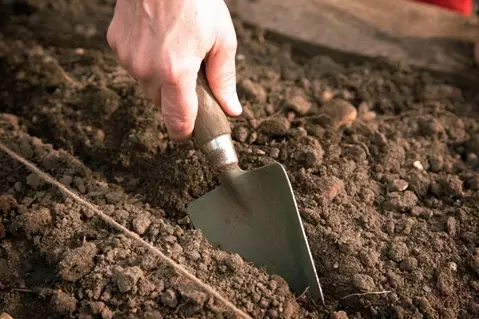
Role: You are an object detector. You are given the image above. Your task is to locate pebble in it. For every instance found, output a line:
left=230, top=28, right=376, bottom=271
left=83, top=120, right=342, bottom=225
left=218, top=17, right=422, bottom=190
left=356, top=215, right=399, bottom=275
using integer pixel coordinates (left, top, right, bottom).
left=132, top=215, right=151, bottom=235
left=352, top=274, right=376, bottom=292
left=238, top=78, right=267, bottom=103
left=284, top=94, right=312, bottom=115
left=224, top=253, right=244, bottom=272
left=389, top=179, right=408, bottom=191
left=269, top=147, right=280, bottom=159
left=255, top=149, right=266, bottom=156
left=318, top=87, right=334, bottom=103
left=115, top=266, right=144, bottom=293
left=187, top=251, right=201, bottom=261
left=232, top=125, right=249, bottom=143
left=316, top=99, right=357, bottom=128
left=413, top=161, right=424, bottom=170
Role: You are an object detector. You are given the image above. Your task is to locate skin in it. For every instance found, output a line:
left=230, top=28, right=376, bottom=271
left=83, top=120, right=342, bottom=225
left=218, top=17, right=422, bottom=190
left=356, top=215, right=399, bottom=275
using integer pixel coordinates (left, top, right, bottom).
left=107, top=0, right=479, bottom=142
left=106, top=0, right=242, bottom=141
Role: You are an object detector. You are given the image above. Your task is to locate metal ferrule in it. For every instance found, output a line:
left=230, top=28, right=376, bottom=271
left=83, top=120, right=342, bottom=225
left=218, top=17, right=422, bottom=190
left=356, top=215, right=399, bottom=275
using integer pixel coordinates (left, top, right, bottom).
left=202, top=134, right=238, bottom=171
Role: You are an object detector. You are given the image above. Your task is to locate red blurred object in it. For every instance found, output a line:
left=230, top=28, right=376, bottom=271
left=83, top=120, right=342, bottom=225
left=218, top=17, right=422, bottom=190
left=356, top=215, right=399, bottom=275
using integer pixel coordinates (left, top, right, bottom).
left=413, top=0, right=473, bottom=15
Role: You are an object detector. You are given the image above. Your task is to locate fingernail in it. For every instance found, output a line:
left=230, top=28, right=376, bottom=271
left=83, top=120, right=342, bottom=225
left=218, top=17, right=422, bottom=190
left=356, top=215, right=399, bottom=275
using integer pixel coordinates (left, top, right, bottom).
left=229, top=93, right=243, bottom=116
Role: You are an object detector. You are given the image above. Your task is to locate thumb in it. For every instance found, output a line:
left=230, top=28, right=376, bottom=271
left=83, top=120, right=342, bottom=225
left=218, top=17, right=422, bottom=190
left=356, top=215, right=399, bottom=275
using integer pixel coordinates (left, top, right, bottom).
left=205, top=39, right=242, bottom=117
left=160, top=75, right=198, bottom=141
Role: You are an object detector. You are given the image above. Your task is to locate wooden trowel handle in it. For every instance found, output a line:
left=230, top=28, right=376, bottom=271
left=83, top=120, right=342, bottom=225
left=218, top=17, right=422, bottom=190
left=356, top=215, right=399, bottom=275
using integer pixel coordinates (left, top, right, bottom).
left=193, top=64, right=239, bottom=172
left=193, top=64, right=232, bottom=146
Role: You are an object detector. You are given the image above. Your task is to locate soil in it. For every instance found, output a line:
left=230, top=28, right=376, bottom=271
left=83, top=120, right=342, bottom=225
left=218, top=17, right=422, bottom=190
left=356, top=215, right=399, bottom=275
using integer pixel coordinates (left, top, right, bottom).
left=1, top=1, right=479, bottom=318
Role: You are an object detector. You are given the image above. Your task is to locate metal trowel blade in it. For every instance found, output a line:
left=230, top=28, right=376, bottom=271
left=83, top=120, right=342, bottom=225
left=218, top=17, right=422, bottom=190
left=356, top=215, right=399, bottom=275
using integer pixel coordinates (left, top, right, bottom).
left=187, top=162, right=324, bottom=303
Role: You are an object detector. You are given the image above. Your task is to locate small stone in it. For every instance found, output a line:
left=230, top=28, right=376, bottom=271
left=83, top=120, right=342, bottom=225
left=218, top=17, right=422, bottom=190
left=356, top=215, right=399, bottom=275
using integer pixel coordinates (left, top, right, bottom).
left=318, top=88, right=334, bottom=103
left=232, top=125, right=249, bottom=143
left=467, top=175, right=479, bottom=191
left=132, top=215, right=151, bottom=235
left=255, top=149, right=266, bottom=155
left=238, top=78, right=267, bottom=103
left=316, top=99, right=357, bottom=128
left=331, top=310, right=349, bottom=319
left=352, top=274, right=376, bottom=292
left=390, top=179, right=408, bottom=191
left=224, top=253, right=244, bottom=272
left=116, top=266, right=144, bottom=292
left=93, top=129, right=105, bottom=142
left=59, top=243, right=98, bottom=282
left=413, top=161, right=424, bottom=170
left=161, top=288, right=178, bottom=308
left=284, top=94, right=312, bottom=115
left=51, top=290, right=77, bottom=314
left=187, top=251, right=201, bottom=261
left=269, top=147, right=280, bottom=159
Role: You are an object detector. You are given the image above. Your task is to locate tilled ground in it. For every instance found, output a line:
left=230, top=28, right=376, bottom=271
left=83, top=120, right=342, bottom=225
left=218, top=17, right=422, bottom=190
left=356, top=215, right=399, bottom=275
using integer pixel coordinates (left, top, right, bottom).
left=1, top=1, right=479, bottom=319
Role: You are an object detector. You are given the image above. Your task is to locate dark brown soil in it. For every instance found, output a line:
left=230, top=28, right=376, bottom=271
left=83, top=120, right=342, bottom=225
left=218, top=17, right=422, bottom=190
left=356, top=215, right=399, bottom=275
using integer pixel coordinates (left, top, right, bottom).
left=1, top=1, right=479, bottom=318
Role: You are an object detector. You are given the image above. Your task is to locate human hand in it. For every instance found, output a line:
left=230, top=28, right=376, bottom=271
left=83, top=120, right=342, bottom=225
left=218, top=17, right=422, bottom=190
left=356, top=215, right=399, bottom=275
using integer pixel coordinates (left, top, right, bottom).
left=106, top=0, right=242, bottom=141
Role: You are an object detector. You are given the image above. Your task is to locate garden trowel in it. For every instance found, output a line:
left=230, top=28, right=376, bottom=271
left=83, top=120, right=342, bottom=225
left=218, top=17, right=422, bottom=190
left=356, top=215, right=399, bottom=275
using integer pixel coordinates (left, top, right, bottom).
left=187, top=65, right=324, bottom=304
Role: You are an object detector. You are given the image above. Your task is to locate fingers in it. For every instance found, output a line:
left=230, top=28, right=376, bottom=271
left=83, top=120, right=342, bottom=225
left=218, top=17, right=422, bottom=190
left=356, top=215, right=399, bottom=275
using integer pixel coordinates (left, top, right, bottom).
left=205, top=22, right=242, bottom=117
left=160, top=73, right=199, bottom=141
